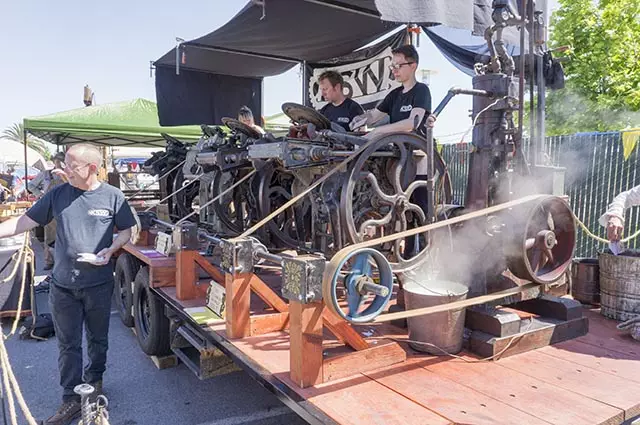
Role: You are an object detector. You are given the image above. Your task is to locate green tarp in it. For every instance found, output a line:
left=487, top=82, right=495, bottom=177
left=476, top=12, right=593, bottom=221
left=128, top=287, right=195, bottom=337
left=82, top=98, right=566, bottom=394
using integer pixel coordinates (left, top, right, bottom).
left=23, top=98, right=203, bottom=148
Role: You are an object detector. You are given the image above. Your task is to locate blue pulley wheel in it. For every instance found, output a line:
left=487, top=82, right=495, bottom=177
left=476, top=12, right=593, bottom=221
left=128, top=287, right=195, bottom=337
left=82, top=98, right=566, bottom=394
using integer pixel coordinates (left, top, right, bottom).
left=323, top=247, right=394, bottom=323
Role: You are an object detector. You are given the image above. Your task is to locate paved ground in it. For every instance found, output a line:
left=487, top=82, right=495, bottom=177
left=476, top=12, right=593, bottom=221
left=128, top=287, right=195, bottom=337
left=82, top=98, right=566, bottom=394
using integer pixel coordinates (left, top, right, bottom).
left=1, top=240, right=308, bottom=425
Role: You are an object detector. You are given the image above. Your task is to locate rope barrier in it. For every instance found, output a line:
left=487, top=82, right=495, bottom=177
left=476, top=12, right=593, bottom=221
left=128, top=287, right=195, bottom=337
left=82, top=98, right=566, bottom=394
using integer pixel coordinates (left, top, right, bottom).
left=0, top=233, right=38, bottom=425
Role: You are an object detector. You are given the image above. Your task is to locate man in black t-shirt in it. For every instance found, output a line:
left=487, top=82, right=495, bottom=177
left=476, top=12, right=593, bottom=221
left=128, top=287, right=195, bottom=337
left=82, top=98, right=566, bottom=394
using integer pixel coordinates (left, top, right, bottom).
left=352, top=45, right=437, bottom=257
left=318, top=70, right=364, bottom=132
left=353, top=45, right=435, bottom=138
left=0, top=144, right=136, bottom=425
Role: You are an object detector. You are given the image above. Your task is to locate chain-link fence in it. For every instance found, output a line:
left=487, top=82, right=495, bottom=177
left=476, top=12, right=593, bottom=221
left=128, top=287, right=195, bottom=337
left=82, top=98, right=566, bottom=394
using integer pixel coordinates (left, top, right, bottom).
left=439, top=132, right=640, bottom=258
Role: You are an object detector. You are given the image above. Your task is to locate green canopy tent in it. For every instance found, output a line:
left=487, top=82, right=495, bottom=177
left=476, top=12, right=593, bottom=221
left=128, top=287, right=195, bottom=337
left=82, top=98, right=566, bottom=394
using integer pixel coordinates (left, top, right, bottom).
left=23, top=98, right=203, bottom=149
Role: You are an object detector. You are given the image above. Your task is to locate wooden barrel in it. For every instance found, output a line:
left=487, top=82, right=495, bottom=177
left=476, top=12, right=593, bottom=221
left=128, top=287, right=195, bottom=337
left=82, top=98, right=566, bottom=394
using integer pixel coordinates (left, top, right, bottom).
left=598, top=252, right=640, bottom=321
left=571, top=258, right=600, bottom=305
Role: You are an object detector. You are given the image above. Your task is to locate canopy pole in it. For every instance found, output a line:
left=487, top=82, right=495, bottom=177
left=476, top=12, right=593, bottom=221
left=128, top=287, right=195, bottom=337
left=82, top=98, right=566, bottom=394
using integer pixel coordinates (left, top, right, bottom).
left=175, top=38, right=185, bottom=75
left=23, top=129, right=29, bottom=195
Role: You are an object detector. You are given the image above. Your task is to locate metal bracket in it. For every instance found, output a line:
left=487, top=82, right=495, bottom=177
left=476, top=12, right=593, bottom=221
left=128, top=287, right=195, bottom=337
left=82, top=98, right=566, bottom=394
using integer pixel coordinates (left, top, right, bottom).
left=173, top=222, right=199, bottom=251
left=281, top=255, right=325, bottom=303
left=137, top=211, right=157, bottom=231
left=219, top=238, right=254, bottom=274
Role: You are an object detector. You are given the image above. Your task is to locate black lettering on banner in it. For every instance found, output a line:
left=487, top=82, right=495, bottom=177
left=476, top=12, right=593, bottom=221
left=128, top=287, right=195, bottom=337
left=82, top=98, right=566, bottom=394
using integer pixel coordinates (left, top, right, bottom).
left=309, top=47, right=399, bottom=109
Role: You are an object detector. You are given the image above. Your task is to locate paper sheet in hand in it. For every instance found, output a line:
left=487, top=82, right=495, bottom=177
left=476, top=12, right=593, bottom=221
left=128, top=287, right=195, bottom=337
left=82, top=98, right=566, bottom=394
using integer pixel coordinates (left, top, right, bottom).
left=609, top=241, right=625, bottom=255
left=77, top=253, right=105, bottom=264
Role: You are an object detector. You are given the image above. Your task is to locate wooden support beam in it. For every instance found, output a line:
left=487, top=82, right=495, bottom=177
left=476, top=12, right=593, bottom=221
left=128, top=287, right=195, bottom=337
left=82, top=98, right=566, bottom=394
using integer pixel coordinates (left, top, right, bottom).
left=226, top=273, right=252, bottom=338
left=149, top=266, right=176, bottom=288
left=176, top=250, right=207, bottom=300
left=322, top=309, right=369, bottom=351
left=323, top=340, right=406, bottom=382
left=290, top=301, right=324, bottom=388
left=176, top=250, right=197, bottom=300
left=250, top=312, right=290, bottom=335
left=193, top=254, right=225, bottom=284
left=250, top=275, right=289, bottom=313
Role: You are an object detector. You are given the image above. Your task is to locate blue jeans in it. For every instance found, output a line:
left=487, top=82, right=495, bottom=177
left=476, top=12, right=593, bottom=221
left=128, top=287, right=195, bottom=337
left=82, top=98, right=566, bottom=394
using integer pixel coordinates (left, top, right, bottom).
left=49, top=281, right=114, bottom=402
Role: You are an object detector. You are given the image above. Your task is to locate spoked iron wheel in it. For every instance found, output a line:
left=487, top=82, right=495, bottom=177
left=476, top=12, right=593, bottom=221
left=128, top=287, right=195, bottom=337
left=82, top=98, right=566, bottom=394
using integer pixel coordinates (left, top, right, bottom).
left=257, top=162, right=312, bottom=248
left=211, top=167, right=255, bottom=235
left=339, top=132, right=452, bottom=273
left=504, top=196, right=576, bottom=284
left=171, top=168, right=200, bottom=221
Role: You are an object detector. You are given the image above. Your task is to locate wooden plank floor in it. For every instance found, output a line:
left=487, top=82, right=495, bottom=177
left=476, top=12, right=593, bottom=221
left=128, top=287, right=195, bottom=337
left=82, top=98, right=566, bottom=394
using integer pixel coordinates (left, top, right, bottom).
left=160, top=285, right=640, bottom=425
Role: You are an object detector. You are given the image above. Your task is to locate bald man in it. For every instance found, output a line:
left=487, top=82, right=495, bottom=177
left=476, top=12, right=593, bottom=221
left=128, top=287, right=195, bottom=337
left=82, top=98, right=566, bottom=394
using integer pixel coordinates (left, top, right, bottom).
left=0, top=143, right=136, bottom=424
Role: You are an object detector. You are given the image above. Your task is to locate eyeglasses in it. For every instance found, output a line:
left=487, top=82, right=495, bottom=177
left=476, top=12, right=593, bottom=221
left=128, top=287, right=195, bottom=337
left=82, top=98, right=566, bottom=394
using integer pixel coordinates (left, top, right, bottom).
left=64, top=162, right=90, bottom=173
left=389, top=62, right=415, bottom=70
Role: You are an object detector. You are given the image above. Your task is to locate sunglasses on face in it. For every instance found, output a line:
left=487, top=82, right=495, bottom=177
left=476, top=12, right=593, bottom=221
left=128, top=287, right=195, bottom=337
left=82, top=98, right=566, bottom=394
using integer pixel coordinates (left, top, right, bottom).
left=389, top=62, right=414, bottom=71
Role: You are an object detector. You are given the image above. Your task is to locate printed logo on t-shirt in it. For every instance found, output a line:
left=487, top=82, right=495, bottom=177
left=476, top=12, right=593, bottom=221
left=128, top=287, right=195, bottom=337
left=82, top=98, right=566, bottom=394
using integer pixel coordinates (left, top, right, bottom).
left=88, top=209, right=110, bottom=217
left=337, top=117, right=350, bottom=123
left=400, top=105, right=413, bottom=113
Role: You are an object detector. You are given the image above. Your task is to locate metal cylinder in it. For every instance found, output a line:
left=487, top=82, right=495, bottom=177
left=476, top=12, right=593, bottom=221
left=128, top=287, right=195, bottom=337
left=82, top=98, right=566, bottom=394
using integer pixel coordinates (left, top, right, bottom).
left=571, top=258, right=600, bottom=305
left=195, top=151, right=218, bottom=167
left=402, top=279, right=469, bottom=355
left=599, top=252, right=640, bottom=321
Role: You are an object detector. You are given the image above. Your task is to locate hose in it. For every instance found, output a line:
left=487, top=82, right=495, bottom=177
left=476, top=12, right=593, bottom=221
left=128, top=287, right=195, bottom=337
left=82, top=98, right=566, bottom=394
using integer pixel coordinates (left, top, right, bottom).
left=572, top=213, right=640, bottom=244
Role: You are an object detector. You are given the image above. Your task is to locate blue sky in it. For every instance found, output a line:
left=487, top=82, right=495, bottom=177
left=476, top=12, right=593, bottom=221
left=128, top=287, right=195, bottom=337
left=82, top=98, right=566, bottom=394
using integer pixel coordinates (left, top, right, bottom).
left=0, top=0, right=558, bottom=143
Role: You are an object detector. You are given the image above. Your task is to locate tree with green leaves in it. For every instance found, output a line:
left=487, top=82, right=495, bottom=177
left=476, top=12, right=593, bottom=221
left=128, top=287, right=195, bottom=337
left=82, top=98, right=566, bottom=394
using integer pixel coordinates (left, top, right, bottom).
left=1, top=123, right=51, bottom=159
left=546, top=0, right=640, bottom=135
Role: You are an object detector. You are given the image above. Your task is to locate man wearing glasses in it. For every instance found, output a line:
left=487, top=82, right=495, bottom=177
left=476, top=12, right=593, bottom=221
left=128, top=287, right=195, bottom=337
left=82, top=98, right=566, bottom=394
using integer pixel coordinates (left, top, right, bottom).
left=0, top=143, right=136, bottom=425
left=352, top=44, right=435, bottom=137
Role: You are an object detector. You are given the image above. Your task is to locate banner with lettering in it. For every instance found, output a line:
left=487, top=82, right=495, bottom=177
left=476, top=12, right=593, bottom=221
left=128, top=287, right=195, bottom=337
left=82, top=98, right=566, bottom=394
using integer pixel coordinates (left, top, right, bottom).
left=306, top=31, right=406, bottom=111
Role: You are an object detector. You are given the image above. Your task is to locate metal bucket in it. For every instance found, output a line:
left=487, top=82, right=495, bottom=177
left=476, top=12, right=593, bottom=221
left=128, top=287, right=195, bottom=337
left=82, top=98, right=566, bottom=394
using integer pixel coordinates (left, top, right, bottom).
left=598, top=251, right=640, bottom=321
left=571, top=258, right=600, bottom=305
left=403, top=278, right=468, bottom=355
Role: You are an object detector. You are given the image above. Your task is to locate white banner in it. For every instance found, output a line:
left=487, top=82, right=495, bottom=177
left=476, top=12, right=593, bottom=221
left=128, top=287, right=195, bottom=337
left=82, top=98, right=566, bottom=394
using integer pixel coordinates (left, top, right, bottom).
left=309, top=46, right=401, bottom=110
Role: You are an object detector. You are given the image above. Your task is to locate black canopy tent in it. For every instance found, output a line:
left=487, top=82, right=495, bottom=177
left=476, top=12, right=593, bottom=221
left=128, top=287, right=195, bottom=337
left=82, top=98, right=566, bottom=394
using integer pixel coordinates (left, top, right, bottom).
left=153, top=0, right=545, bottom=126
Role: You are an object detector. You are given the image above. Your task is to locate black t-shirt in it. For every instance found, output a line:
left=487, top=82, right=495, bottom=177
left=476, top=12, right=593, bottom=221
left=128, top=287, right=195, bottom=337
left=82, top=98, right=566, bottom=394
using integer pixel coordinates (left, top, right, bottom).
left=26, top=183, right=137, bottom=289
left=377, top=82, right=432, bottom=129
left=320, top=98, right=364, bottom=131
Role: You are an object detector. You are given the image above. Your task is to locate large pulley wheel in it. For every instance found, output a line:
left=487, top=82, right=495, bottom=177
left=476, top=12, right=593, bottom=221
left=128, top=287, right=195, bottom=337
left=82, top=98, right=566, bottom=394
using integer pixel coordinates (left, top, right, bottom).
left=504, top=196, right=576, bottom=284
left=211, top=167, right=254, bottom=235
left=256, top=162, right=311, bottom=248
left=171, top=168, right=200, bottom=221
left=133, top=267, right=171, bottom=356
left=323, top=247, right=394, bottom=323
left=339, top=132, right=452, bottom=273
left=282, top=102, right=331, bottom=130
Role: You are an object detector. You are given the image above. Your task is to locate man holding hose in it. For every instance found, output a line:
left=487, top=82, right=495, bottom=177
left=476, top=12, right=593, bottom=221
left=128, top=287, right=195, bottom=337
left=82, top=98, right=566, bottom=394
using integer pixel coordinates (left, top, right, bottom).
left=0, top=143, right=136, bottom=425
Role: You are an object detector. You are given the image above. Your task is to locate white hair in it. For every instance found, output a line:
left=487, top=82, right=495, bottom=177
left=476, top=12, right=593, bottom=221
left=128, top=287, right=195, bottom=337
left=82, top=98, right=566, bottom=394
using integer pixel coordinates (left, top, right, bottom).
left=67, top=143, right=103, bottom=168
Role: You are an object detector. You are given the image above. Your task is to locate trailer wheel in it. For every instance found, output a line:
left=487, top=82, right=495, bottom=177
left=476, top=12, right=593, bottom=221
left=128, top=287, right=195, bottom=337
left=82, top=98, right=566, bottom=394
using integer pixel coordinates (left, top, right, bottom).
left=133, top=266, right=171, bottom=356
left=113, top=253, right=140, bottom=327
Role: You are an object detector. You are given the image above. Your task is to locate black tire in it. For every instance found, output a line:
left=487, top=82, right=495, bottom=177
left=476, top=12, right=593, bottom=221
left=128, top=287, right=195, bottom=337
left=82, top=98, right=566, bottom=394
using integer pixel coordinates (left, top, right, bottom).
left=132, top=267, right=171, bottom=356
left=113, top=254, right=140, bottom=328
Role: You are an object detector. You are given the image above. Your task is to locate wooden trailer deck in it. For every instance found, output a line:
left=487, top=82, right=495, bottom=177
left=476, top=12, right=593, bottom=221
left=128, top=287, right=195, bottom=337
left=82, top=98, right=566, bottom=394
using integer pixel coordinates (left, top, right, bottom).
left=155, top=282, right=640, bottom=425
